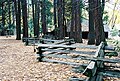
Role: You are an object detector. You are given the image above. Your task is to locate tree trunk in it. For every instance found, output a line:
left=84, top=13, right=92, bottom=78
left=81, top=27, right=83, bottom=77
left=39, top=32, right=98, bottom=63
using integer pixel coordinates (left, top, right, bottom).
left=57, top=0, right=64, bottom=39
left=54, top=0, right=57, bottom=28
left=102, top=0, right=105, bottom=16
left=41, top=0, right=47, bottom=34
left=98, top=0, right=105, bottom=42
left=1, top=2, right=5, bottom=36
left=8, top=0, right=11, bottom=35
left=37, top=0, right=40, bottom=36
left=94, top=0, right=105, bottom=45
left=21, top=0, right=28, bottom=38
left=54, top=0, right=57, bottom=38
left=14, top=0, right=21, bottom=40
left=94, top=0, right=101, bottom=45
left=34, top=0, right=40, bottom=37
left=70, top=0, right=75, bottom=39
left=12, top=2, right=15, bottom=26
left=17, top=0, right=21, bottom=39
left=31, top=0, right=35, bottom=36
left=88, top=0, right=95, bottom=45
left=27, top=0, right=29, bottom=19
left=75, top=0, right=82, bottom=43
left=62, top=0, right=66, bottom=38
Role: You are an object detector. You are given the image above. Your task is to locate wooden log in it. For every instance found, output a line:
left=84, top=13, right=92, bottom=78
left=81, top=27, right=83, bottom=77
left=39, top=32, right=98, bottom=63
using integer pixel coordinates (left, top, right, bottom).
left=41, top=53, right=72, bottom=59
left=41, top=49, right=95, bottom=55
left=72, top=64, right=88, bottom=73
left=35, top=39, right=75, bottom=50
left=83, top=61, right=97, bottom=77
left=36, top=40, right=75, bottom=61
left=72, top=64, right=88, bottom=69
left=69, top=77, right=87, bottom=81
left=105, top=46, right=115, bottom=51
left=94, top=42, right=104, bottom=57
left=22, top=37, right=39, bottom=40
left=37, top=45, right=69, bottom=57
left=36, top=44, right=97, bottom=49
left=95, top=75, right=103, bottom=81
left=40, top=53, right=120, bottom=63
left=86, top=76, right=97, bottom=81
left=91, top=57, right=120, bottom=63
left=52, top=39, right=74, bottom=44
left=98, top=70, right=120, bottom=78
left=94, top=42, right=105, bottom=68
left=83, top=42, right=105, bottom=77
left=26, top=40, right=40, bottom=45
left=39, top=57, right=86, bottom=66
left=23, top=37, right=74, bottom=44
left=22, top=38, right=40, bottom=46
left=105, top=65, right=120, bottom=68
left=22, top=38, right=53, bottom=44
left=41, top=38, right=74, bottom=42
left=85, top=75, right=103, bottom=81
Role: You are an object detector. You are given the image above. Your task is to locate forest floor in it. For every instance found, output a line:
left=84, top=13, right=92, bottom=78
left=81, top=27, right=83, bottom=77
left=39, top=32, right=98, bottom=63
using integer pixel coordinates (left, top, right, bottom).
left=0, top=36, right=120, bottom=81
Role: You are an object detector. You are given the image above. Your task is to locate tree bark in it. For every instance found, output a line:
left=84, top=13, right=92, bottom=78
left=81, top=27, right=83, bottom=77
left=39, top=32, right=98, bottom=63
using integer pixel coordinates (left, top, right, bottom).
left=88, top=0, right=95, bottom=45
left=54, top=0, right=57, bottom=29
left=102, top=0, right=105, bottom=16
left=57, top=0, right=64, bottom=39
left=62, top=0, right=66, bottom=38
left=94, top=0, right=105, bottom=45
left=34, top=0, right=40, bottom=37
left=31, top=0, right=35, bottom=37
left=12, top=2, right=15, bottom=26
left=41, top=0, right=47, bottom=34
left=98, top=0, right=105, bottom=42
left=21, top=0, right=28, bottom=38
left=17, top=0, right=21, bottom=39
left=75, top=0, right=82, bottom=43
left=1, top=2, right=5, bottom=36
left=2, top=2, right=5, bottom=27
left=54, top=0, right=58, bottom=39
left=70, top=0, right=75, bottom=39
left=8, top=0, right=11, bottom=36
left=14, top=0, right=21, bottom=40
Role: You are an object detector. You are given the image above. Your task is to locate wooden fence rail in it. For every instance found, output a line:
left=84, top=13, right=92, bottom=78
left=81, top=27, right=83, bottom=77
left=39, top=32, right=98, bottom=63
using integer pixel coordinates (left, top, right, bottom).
left=36, top=41, right=119, bottom=81
left=22, top=37, right=75, bottom=45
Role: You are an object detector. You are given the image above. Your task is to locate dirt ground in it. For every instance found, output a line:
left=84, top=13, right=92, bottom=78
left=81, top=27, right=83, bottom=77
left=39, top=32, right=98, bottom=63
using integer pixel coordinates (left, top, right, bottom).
left=0, top=36, right=120, bottom=81
left=0, top=36, right=86, bottom=81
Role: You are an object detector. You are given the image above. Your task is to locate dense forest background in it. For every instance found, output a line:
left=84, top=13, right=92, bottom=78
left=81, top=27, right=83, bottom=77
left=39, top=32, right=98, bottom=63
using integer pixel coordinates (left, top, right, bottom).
left=0, top=0, right=120, bottom=45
